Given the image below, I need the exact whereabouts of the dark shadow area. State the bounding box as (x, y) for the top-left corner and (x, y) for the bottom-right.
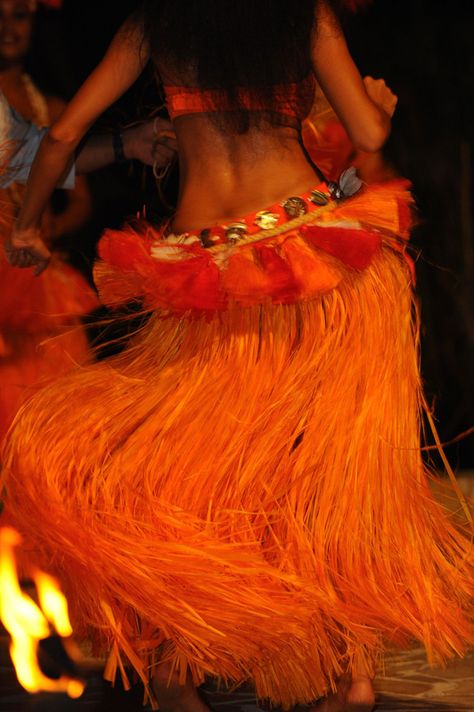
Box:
(344, 0), (474, 467)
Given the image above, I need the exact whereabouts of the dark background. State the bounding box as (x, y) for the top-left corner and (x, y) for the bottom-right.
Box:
(27, 0), (474, 467)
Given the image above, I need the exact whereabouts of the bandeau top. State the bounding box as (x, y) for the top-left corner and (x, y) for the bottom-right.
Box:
(163, 75), (316, 126)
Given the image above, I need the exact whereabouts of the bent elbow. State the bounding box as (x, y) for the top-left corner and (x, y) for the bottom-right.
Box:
(47, 125), (82, 152)
(352, 118), (390, 153)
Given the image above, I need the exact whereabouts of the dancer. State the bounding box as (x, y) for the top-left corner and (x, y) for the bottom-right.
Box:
(0, 105), (176, 439)
(0, 0), (93, 245)
(0, 0), (94, 437)
(0, 0), (176, 438)
(3, 3), (473, 712)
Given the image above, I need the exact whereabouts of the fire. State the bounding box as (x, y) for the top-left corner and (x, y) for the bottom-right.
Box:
(0, 527), (85, 698)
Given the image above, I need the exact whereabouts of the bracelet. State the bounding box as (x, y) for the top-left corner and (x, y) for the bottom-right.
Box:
(112, 128), (127, 164)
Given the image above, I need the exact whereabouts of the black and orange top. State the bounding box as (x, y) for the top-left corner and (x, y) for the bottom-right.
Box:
(163, 75), (316, 127)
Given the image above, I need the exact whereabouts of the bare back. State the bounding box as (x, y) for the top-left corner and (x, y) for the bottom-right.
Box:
(157, 62), (319, 233)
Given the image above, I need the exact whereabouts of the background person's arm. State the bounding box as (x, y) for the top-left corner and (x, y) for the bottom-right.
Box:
(75, 118), (177, 175)
(0, 111), (175, 186)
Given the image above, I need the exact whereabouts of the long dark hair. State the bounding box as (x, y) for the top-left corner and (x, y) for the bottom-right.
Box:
(138, 0), (338, 132)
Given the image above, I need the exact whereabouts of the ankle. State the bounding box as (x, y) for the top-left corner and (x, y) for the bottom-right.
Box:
(346, 675), (375, 710)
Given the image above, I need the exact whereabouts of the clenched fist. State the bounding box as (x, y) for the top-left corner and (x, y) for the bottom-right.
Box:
(363, 76), (398, 118)
(5, 227), (51, 276)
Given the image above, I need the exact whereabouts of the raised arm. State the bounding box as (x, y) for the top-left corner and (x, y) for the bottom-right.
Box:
(6, 14), (150, 273)
(311, 1), (397, 153)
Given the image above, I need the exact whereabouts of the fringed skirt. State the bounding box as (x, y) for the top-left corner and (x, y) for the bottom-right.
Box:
(0, 251), (97, 440)
(2, 180), (473, 708)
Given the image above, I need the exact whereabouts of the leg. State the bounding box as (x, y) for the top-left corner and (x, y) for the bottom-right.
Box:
(346, 670), (375, 711)
(309, 671), (375, 712)
(152, 661), (211, 712)
(346, 654), (375, 711)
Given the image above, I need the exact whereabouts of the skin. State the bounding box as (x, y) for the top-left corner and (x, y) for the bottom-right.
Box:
(0, 0), (92, 241)
(5, 2), (396, 708)
(75, 118), (177, 175)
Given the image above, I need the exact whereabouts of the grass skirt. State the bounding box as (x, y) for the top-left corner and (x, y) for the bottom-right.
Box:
(1, 183), (473, 708)
(0, 170), (97, 439)
(0, 252), (97, 440)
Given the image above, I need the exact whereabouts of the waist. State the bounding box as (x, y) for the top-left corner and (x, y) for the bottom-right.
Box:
(171, 136), (319, 232)
(173, 175), (321, 235)
(165, 180), (333, 248)
(96, 177), (414, 315)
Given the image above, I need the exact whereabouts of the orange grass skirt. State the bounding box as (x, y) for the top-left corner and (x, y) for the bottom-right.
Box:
(0, 253), (97, 440)
(1, 185), (473, 708)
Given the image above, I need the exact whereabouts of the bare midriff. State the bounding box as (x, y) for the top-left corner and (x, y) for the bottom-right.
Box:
(171, 114), (318, 233)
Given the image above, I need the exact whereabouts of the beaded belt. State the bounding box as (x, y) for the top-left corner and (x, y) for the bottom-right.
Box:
(163, 183), (333, 249)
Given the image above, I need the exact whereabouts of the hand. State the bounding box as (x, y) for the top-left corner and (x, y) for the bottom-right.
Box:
(122, 117), (177, 168)
(5, 226), (51, 276)
(363, 76), (398, 118)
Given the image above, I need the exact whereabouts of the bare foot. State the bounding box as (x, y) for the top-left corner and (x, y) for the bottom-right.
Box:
(152, 662), (210, 712)
(309, 673), (375, 712)
(346, 673), (375, 711)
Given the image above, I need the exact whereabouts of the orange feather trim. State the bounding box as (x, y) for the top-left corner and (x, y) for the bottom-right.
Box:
(95, 181), (414, 316)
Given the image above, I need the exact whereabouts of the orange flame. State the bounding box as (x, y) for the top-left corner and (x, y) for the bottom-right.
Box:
(0, 527), (85, 698)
